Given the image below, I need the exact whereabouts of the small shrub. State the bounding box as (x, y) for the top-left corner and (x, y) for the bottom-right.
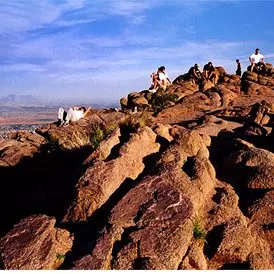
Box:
(90, 124), (105, 149)
(56, 253), (66, 260)
(119, 111), (152, 133)
(151, 93), (179, 114)
(104, 122), (117, 137)
(193, 217), (207, 241)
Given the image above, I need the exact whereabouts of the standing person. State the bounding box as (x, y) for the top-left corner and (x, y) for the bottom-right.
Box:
(203, 62), (219, 85)
(249, 48), (266, 73)
(235, 59), (242, 76)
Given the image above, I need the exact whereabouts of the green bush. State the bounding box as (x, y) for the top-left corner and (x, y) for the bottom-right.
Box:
(90, 124), (105, 149)
(119, 111), (152, 133)
(151, 93), (179, 114)
(90, 123), (118, 149)
(56, 253), (66, 260)
(193, 218), (207, 241)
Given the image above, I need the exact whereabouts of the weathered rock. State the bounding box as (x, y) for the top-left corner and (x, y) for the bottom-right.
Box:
(72, 128), (217, 270)
(226, 144), (274, 190)
(64, 127), (160, 222)
(181, 241), (207, 270)
(0, 131), (46, 166)
(215, 66), (226, 76)
(83, 128), (121, 166)
(212, 217), (254, 265)
(40, 110), (124, 150)
(248, 190), (274, 256)
(0, 215), (73, 270)
(120, 97), (128, 110)
(131, 95), (149, 107)
(200, 80), (215, 92)
(153, 123), (173, 142)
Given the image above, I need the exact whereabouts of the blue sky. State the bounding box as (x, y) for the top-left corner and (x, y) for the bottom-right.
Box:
(0, 0), (274, 104)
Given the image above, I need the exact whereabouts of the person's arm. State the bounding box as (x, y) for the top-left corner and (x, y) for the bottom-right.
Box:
(83, 107), (91, 118)
(193, 70), (199, 78)
(249, 55), (254, 63)
(261, 55), (265, 63)
(203, 68), (208, 79)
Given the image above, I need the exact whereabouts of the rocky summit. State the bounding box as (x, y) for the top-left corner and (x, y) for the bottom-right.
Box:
(0, 65), (274, 270)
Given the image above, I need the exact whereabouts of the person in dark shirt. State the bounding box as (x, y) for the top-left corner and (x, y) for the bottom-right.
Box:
(188, 63), (203, 83)
(203, 62), (218, 85)
(236, 59), (242, 76)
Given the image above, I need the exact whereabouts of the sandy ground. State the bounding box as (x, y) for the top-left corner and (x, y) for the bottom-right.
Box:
(0, 112), (56, 125)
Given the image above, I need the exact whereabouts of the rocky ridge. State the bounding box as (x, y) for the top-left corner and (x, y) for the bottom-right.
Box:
(0, 65), (273, 270)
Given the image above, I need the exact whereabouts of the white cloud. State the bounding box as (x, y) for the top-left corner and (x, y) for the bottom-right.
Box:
(0, 1), (61, 33)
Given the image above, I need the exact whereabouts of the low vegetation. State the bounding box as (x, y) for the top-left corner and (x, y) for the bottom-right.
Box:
(56, 253), (66, 260)
(119, 111), (152, 133)
(151, 93), (179, 114)
(193, 217), (207, 241)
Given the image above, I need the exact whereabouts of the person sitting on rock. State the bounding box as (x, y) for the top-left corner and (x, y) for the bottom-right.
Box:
(188, 63), (203, 83)
(203, 62), (218, 85)
(149, 66), (171, 92)
(235, 59), (242, 76)
(149, 71), (160, 93)
(158, 66), (171, 90)
(57, 106), (90, 127)
(249, 48), (267, 73)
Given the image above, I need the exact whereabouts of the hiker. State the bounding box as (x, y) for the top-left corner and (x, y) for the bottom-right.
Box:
(149, 71), (160, 92)
(149, 66), (171, 92)
(235, 59), (242, 76)
(158, 66), (171, 90)
(57, 106), (90, 126)
(188, 63), (203, 83)
(249, 48), (267, 73)
(203, 62), (218, 85)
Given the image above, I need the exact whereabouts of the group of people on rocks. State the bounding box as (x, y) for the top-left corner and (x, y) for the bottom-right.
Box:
(149, 48), (268, 93)
(57, 48), (269, 126)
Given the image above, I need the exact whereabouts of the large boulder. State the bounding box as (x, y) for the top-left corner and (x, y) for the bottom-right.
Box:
(0, 132), (46, 167)
(212, 217), (254, 265)
(226, 143), (274, 190)
(0, 215), (73, 270)
(63, 127), (160, 222)
(72, 128), (217, 270)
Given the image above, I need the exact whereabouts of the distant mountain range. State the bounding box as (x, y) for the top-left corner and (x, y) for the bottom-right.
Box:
(0, 94), (41, 106)
(0, 94), (119, 108)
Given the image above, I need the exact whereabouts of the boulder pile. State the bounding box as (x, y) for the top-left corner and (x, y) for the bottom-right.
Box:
(0, 64), (273, 270)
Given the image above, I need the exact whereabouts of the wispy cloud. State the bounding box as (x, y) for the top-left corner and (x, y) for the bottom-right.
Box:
(0, 0), (272, 102)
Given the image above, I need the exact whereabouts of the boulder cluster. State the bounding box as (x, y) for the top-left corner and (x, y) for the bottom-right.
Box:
(0, 64), (273, 270)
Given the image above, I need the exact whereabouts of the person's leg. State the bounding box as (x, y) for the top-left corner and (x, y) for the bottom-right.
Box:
(210, 74), (217, 85)
(57, 107), (66, 126)
(58, 107), (64, 121)
(152, 74), (158, 89)
(250, 63), (255, 72)
(64, 108), (73, 124)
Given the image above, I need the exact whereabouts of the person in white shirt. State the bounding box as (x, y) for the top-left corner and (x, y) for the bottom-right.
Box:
(57, 106), (90, 126)
(158, 66), (171, 90)
(149, 66), (171, 92)
(249, 48), (266, 72)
